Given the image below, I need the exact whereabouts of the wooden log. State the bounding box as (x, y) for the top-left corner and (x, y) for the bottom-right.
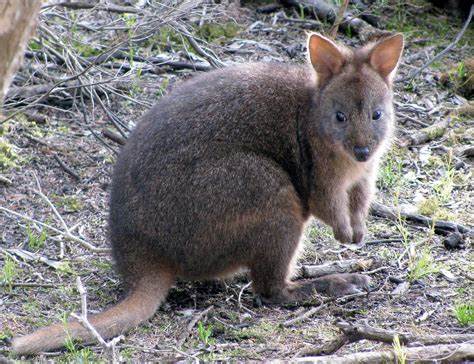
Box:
(400, 118), (450, 146)
(370, 202), (472, 236)
(335, 321), (474, 347)
(297, 343), (474, 363)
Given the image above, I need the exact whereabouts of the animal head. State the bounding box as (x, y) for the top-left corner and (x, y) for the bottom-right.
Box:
(307, 33), (404, 163)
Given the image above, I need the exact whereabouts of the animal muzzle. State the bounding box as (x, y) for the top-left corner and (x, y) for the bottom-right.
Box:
(353, 146), (370, 162)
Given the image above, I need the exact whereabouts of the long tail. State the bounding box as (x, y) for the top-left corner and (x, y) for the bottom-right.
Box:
(12, 271), (174, 355)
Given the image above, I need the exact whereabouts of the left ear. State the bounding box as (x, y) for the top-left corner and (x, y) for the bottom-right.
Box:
(369, 33), (404, 83)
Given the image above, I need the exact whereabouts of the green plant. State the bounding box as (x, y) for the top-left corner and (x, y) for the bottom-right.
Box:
(197, 321), (213, 346)
(407, 249), (440, 281)
(433, 156), (455, 204)
(453, 303), (474, 326)
(0, 137), (18, 171)
(298, 4), (305, 19)
(0, 253), (18, 288)
(392, 334), (407, 364)
(377, 150), (404, 191)
(26, 224), (48, 251)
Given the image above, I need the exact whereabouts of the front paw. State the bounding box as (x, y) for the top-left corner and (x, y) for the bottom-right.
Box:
(333, 225), (353, 244)
(352, 222), (367, 244)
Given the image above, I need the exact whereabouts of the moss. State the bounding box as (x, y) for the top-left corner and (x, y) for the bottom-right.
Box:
(229, 321), (277, 343)
(197, 22), (241, 44)
(0, 138), (18, 171)
(417, 197), (440, 216)
(54, 195), (84, 213)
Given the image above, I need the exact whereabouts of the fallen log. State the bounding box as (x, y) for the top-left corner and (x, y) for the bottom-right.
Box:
(400, 118), (450, 146)
(297, 343), (474, 363)
(370, 202), (472, 236)
(335, 321), (474, 347)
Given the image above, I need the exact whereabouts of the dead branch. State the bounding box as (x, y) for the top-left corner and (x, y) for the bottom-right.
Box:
(0, 175), (12, 186)
(370, 201), (473, 236)
(71, 277), (123, 363)
(42, 1), (142, 14)
(301, 259), (374, 278)
(279, 0), (384, 40)
(400, 118), (450, 146)
(177, 306), (214, 347)
(282, 304), (326, 327)
(102, 128), (127, 146)
(0, 206), (109, 253)
(53, 154), (81, 181)
(297, 343), (474, 363)
(399, 4), (473, 83)
(335, 321), (474, 347)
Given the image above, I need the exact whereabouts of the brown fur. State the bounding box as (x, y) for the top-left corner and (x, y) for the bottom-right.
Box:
(12, 33), (403, 355)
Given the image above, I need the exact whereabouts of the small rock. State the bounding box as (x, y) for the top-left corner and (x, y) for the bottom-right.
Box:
(392, 281), (410, 295)
(440, 268), (458, 282)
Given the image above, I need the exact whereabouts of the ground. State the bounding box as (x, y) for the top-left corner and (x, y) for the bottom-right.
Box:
(0, 0), (472, 362)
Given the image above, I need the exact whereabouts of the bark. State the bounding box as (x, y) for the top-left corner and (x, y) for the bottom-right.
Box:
(0, 0), (42, 104)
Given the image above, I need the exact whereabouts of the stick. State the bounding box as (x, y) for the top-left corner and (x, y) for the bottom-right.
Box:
(334, 321), (474, 347)
(282, 304), (326, 327)
(329, 0), (349, 38)
(71, 277), (123, 363)
(301, 259), (374, 278)
(297, 343), (474, 363)
(53, 154), (81, 181)
(370, 201), (473, 236)
(0, 206), (110, 253)
(0, 175), (12, 185)
(176, 306), (214, 347)
(42, 1), (141, 14)
(400, 118), (450, 146)
(102, 129), (127, 146)
(399, 5), (473, 83)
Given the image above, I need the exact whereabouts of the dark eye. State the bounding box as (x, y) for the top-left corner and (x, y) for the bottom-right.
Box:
(336, 111), (347, 123)
(372, 110), (383, 120)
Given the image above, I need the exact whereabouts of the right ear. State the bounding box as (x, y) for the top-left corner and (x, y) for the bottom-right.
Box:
(307, 33), (345, 84)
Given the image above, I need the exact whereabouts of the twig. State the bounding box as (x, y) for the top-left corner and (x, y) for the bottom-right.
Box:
(42, 1), (142, 14)
(301, 259), (374, 278)
(71, 277), (123, 363)
(53, 154), (81, 181)
(102, 128), (127, 146)
(399, 5), (473, 83)
(0, 175), (12, 186)
(0, 206), (110, 253)
(0, 282), (56, 288)
(238, 281), (253, 310)
(282, 304), (326, 327)
(177, 306), (214, 347)
(365, 238), (403, 245)
(330, 0), (349, 38)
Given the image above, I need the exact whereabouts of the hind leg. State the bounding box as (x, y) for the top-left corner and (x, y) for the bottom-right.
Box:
(249, 205), (370, 303)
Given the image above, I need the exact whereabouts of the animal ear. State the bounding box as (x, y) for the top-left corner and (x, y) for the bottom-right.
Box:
(369, 33), (404, 82)
(307, 33), (345, 84)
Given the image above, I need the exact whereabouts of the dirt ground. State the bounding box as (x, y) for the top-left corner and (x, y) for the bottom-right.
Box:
(0, 0), (472, 362)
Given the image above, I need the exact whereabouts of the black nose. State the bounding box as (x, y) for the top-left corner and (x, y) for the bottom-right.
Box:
(353, 146), (370, 162)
